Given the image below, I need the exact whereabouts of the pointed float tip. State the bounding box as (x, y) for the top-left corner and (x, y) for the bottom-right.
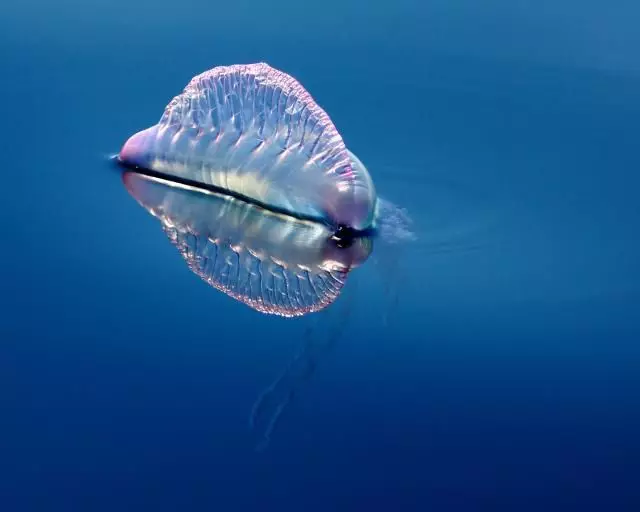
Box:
(117, 125), (159, 169)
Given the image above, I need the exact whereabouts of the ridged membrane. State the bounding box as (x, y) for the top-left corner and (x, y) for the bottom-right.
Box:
(119, 62), (377, 230)
(123, 172), (372, 317)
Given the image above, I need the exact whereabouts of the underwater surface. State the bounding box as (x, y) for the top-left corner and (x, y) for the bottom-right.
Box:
(2, 1), (640, 510)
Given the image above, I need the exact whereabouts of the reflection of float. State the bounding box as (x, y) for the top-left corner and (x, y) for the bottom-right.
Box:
(123, 171), (372, 317)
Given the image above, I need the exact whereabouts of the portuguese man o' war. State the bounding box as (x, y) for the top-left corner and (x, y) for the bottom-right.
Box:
(117, 62), (415, 316)
(116, 62), (415, 449)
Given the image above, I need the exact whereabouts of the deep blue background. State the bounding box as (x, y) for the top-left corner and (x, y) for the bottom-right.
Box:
(2, 1), (640, 510)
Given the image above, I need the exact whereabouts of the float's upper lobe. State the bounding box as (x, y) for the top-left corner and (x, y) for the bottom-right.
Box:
(118, 63), (377, 230)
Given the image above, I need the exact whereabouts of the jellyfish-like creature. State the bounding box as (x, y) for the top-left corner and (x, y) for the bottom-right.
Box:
(117, 63), (415, 449)
(118, 62), (415, 313)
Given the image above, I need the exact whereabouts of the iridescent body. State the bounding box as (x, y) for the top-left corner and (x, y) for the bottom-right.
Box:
(119, 63), (378, 231)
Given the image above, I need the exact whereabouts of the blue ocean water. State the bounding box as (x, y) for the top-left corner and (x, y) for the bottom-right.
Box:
(2, 1), (640, 510)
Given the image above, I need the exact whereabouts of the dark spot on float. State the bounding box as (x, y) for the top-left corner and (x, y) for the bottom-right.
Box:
(332, 225), (357, 248)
